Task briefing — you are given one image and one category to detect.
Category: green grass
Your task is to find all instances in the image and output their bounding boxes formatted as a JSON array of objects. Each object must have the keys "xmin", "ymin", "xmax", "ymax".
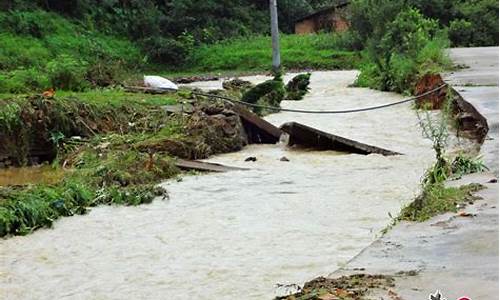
[
  {"xmin": 0, "ymin": 10, "xmax": 143, "ymax": 93},
  {"xmin": 181, "ymin": 34, "xmax": 362, "ymax": 74},
  {"xmin": 0, "ymin": 89, "xmax": 179, "ymax": 107},
  {"xmin": 399, "ymin": 183, "xmax": 485, "ymax": 222}
]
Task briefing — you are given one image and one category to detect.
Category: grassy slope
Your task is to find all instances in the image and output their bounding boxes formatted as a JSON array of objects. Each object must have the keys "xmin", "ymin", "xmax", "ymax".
[
  {"xmin": 0, "ymin": 10, "xmax": 143, "ymax": 93},
  {"xmin": 175, "ymin": 34, "xmax": 361, "ymax": 75}
]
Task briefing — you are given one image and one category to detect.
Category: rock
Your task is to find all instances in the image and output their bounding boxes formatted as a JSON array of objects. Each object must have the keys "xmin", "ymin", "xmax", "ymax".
[
  {"xmin": 244, "ymin": 157, "xmax": 257, "ymax": 162},
  {"xmin": 280, "ymin": 156, "xmax": 290, "ymax": 162}
]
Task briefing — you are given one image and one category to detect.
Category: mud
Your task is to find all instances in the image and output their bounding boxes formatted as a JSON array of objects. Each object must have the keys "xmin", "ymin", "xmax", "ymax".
[
  {"xmin": 278, "ymin": 274, "xmax": 396, "ymax": 300},
  {"xmin": 0, "ymin": 165, "xmax": 65, "ymax": 186}
]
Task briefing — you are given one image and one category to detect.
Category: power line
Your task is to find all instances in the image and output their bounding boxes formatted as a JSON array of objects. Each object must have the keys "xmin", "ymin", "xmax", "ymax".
[{"xmin": 192, "ymin": 83, "xmax": 448, "ymax": 114}]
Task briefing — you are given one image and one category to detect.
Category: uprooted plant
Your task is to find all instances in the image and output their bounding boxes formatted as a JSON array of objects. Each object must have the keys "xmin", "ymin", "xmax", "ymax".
[{"xmin": 285, "ymin": 73, "xmax": 311, "ymax": 100}]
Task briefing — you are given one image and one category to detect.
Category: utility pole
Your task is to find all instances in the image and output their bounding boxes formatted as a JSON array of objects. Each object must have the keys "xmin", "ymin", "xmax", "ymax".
[{"xmin": 269, "ymin": 0, "xmax": 281, "ymax": 75}]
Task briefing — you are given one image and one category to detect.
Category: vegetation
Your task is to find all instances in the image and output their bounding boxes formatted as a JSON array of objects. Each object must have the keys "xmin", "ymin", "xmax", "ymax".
[
  {"xmin": 285, "ymin": 73, "xmax": 311, "ymax": 100},
  {"xmin": 399, "ymin": 182, "xmax": 485, "ymax": 222},
  {"xmin": 0, "ymin": 10, "xmax": 143, "ymax": 92},
  {"xmin": 242, "ymin": 75, "xmax": 285, "ymax": 115},
  {"xmin": 1, "ymin": 0, "xmax": 496, "ymax": 94},
  {"xmin": 392, "ymin": 96, "xmax": 488, "ymax": 223},
  {"xmin": 451, "ymin": 152, "xmax": 488, "ymax": 178},
  {"xmin": 183, "ymin": 33, "xmax": 362, "ymax": 73},
  {"xmin": 350, "ymin": 1, "xmax": 451, "ymax": 94}
]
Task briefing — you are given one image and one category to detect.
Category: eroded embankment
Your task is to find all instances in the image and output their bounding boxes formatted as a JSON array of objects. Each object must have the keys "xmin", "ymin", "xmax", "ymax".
[{"xmin": 0, "ymin": 93, "xmax": 260, "ymax": 236}]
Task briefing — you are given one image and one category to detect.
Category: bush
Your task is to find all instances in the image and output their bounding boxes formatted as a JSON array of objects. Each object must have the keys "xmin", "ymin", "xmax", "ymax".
[
  {"xmin": 242, "ymin": 76, "xmax": 285, "ymax": 115},
  {"xmin": 0, "ymin": 10, "xmax": 56, "ymax": 38},
  {"xmin": 448, "ymin": 19, "xmax": 474, "ymax": 47},
  {"xmin": 352, "ymin": 5, "xmax": 450, "ymax": 93},
  {"xmin": 142, "ymin": 34, "xmax": 195, "ymax": 67},
  {"xmin": 285, "ymin": 73, "xmax": 311, "ymax": 100},
  {"xmin": 0, "ymin": 68, "xmax": 50, "ymax": 93},
  {"xmin": 46, "ymin": 55, "xmax": 88, "ymax": 91}
]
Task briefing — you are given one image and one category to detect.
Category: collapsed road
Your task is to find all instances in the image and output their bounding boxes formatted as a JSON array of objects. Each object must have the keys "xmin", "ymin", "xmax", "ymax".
[{"xmin": 1, "ymin": 71, "xmax": 438, "ymax": 299}]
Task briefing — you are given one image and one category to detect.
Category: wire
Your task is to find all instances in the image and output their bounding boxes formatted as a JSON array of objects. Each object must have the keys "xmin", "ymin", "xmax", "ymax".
[{"xmin": 192, "ymin": 83, "xmax": 448, "ymax": 114}]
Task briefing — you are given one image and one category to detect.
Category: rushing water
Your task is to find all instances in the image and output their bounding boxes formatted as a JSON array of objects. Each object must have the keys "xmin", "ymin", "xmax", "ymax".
[{"xmin": 0, "ymin": 71, "xmax": 435, "ymax": 300}]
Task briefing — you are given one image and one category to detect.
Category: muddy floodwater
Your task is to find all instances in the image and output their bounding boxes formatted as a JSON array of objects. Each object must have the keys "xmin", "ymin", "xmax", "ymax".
[
  {"xmin": 1, "ymin": 71, "xmax": 435, "ymax": 299},
  {"xmin": 0, "ymin": 165, "xmax": 65, "ymax": 186}
]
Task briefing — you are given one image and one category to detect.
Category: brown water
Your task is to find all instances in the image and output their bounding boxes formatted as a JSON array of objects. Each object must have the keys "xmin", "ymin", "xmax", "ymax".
[
  {"xmin": 0, "ymin": 71, "xmax": 435, "ymax": 300},
  {"xmin": 0, "ymin": 165, "xmax": 65, "ymax": 186}
]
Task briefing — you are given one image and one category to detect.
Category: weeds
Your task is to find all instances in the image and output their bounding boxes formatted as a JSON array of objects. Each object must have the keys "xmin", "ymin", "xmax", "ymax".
[
  {"xmin": 451, "ymin": 153, "xmax": 488, "ymax": 178},
  {"xmin": 399, "ymin": 183, "xmax": 485, "ymax": 222}
]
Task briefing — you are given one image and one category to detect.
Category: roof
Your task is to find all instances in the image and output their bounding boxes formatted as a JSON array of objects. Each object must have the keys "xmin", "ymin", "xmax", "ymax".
[{"xmin": 294, "ymin": 0, "xmax": 349, "ymax": 23}]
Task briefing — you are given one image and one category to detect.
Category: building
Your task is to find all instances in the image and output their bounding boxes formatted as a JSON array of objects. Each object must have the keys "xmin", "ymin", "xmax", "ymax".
[{"xmin": 294, "ymin": 1, "xmax": 350, "ymax": 35}]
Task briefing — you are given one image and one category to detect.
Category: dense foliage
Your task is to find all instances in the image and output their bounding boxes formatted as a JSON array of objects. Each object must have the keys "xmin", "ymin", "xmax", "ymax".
[
  {"xmin": 349, "ymin": 0, "xmax": 452, "ymax": 93},
  {"xmin": 0, "ymin": 0, "xmax": 497, "ymax": 94}
]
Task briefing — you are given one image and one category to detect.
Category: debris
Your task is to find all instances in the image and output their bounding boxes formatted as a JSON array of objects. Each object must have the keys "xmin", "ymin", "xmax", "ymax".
[
  {"xmin": 175, "ymin": 76, "xmax": 219, "ymax": 84},
  {"xmin": 144, "ymin": 75, "xmax": 178, "ymax": 90},
  {"xmin": 279, "ymin": 274, "xmax": 395, "ymax": 300},
  {"xmin": 279, "ymin": 156, "xmax": 290, "ymax": 162},
  {"xmin": 458, "ymin": 212, "xmax": 475, "ymax": 217},
  {"xmin": 231, "ymin": 104, "xmax": 282, "ymax": 144},
  {"xmin": 244, "ymin": 157, "xmax": 257, "ymax": 162},
  {"xmin": 124, "ymin": 86, "xmax": 175, "ymax": 94},
  {"xmin": 241, "ymin": 75, "xmax": 285, "ymax": 115},
  {"xmin": 163, "ymin": 104, "xmax": 194, "ymax": 114},
  {"xmin": 222, "ymin": 78, "xmax": 253, "ymax": 91},
  {"xmin": 285, "ymin": 73, "xmax": 311, "ymax": 100},
  {"xmin": 175, "ymin": 159, "xmax": 248, "ymax": 172},
  {"xmin": 42, "ymin": 88, "xmax": 55, "ymax": 98},
  {"xmin": 280, "ymin": 122, "xmax": 401, "ymax": 156}
]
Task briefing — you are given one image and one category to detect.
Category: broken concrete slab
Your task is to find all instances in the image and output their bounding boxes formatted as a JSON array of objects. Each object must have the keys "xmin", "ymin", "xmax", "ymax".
[
  {"xmin": 231, "ymin": 104, "xmax": 282, "ymax": 144},
  {"xmin": 450, "ymin": 88, "xmax": 489, "ymax": 144},
  {"xmin": 280, "ymin": 122, "xmax": 401, "ymax": 156},
  {"xmin": 175, "ymin": 159, "xmax": 248, "ymax": 172}
]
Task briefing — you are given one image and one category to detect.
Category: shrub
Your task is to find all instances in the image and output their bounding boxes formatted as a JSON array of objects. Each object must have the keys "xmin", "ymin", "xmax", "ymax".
[
  {"xmin": 285, "ymin": 73, "xmax": 311, "ymax": 100},
  {"xmin": 242, "ymin": 76, "xmax": 285, "ymax": 115},
  {"xmin": 353, "ymin": 6, "xmax": 449, "ymax": 93},
  {"xmin": 448, "ymin": 19, "xmax": 474, "ymax": 47},
  {"xmin": 0, "ymin": 68, "xmax": 50, "ymax": 93},
  {"xmin": 46, "ymin": 55, "xmax": 88, "ymax": 91},
  {"xmin": 0, "ymin": 10, "xmax": 56, "ymax": 38},
  {"xmin": 142, "ymin": 33, "xmax": 195, "ymax": 67}
]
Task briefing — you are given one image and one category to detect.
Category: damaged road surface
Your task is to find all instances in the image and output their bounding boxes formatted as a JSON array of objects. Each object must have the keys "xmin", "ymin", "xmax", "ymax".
[
  {"xmin": 1, "ymin": 71, "xmax": 438, "ymax": 300},
  {"xmin": 281, "ymin": 122, "xmax": 401, "ymax": 156}
]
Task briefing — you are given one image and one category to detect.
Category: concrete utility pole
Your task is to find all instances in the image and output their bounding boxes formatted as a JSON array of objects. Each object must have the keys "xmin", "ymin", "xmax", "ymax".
[{"xmin": 269, "ymin": 0, "xmax": 281, "ymax": 74}]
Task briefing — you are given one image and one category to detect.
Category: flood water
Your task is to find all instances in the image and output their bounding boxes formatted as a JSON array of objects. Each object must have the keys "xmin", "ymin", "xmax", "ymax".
[
  {"xmin": 0, "ymin": 71, "xmax": 435, "ymax": 299},
  {"xmin": 0, "ymin": 165, "xmax": 65, "ymax": 186}
]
